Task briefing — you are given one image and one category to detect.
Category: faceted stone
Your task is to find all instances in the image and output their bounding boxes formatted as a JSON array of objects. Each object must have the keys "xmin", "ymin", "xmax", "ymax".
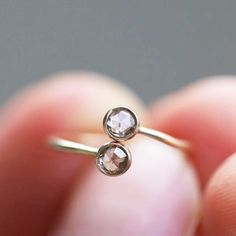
[
  {"xmin": 105, "ymin": 107, "xmax": 137, "ymax": 139},
  {"xmin": 96, "ymin": 143, "xmax": 131, "ymax": 176}
]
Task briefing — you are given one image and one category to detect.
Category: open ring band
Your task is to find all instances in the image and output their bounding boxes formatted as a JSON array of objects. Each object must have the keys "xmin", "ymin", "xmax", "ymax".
[{"xmin": 49, "ymin": 106, "xmax": 190, "ymax": 176}]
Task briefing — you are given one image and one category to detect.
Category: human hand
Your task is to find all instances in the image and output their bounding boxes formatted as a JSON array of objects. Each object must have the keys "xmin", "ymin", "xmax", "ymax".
[{"xmin": 0, "ymin": 73, "xmax": 234, "ymax": 236}]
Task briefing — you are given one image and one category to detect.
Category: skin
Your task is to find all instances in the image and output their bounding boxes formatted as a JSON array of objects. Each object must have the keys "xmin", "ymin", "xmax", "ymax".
[{"xmin": 0, "ymin": 72, "xmax": 235, "ymax": 236}]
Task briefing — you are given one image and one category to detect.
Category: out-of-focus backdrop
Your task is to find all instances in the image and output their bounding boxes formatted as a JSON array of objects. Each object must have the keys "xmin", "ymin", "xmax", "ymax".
[{"xmin": 0, "ymin": 1, "xmax": 236, "ymax": 103}]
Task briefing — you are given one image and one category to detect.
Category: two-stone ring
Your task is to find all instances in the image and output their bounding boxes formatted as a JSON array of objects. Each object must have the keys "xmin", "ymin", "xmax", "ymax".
[{"xmin": 48, "ymin": 106, "xmax": 190, "ymax": 176}]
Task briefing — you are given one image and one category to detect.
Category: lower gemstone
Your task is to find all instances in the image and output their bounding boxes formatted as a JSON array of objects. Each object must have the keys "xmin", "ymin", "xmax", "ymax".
[{"xmin": 96, "ymin": 142, "xmax": 131, "ymax": 176}]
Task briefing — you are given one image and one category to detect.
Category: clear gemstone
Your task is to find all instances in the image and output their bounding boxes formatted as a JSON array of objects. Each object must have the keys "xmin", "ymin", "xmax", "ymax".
[
  {"xmin": 97, "ymin": 143, "xmax": 131, "ymax": 176},
  {"xmin": 106, "ymin": 108, "xmax": 137, "ymax": 139}
]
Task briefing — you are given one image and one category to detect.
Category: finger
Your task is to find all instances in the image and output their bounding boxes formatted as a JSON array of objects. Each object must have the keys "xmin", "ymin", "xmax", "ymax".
[
  {"xmin": 150, "ymin": 77, "xmax": 236, "ymax": 185},
  {"xmin": 1, "ymin": 72, "xmax": 146, "ymax": 133},
  {"xmin": 0, "ymin": 72, "xmax": 145, "ymax": 236},
  {"xmin": 202, "ymin": 153, "xmax": 236, "ymax": 235},
  {"xmin": 50, "ymin": 137, "xmax": 200, "ymax": 236}
]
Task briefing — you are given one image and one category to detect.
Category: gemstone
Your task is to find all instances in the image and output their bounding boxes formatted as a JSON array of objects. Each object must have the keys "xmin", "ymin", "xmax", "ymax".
[
  {"xmin": 104, "ymin": 107, "xmax": 138, "ymax": 140},
  {"xmin": 96, "ymin": 142, "xmax": 131, "ymax": 176}
]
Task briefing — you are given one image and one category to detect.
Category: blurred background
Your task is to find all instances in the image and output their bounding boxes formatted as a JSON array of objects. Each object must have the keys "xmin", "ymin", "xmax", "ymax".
[{"xmin": 0, "ymin": 1, "xmax": 236, "ymax": 104}]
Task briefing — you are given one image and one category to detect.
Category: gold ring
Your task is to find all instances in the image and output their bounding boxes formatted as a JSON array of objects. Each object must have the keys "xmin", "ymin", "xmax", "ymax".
[{"xmin": 48, "ymin": 106, "xmax": 190, "ymax": 176}]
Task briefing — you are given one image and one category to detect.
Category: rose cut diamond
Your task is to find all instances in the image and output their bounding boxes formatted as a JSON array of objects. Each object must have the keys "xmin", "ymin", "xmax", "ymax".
[
  {"xmin": 96, "ymin": 142, "xmax": 131, "ymax": 176},
  {"xmin": 104, "ymin": 107, "xmax": 138, "ymax": 140}
]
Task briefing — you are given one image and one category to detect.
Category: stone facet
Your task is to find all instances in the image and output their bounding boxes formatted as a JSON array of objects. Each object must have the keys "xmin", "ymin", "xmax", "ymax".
[
  {"xmin": 96, "ymin": 142, "xmax": 131, "ymax": 176},
  {"xmin": 104, "ymin": 107, "xmax": 138, "ymax": 140}
]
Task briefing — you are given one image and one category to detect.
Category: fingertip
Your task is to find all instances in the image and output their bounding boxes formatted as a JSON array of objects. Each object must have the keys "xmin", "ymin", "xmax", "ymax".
[
  {"xmin": 149, "ymin": 77, "xmax": 236, "ymax": 185},
  {"xmin": 1, "ymin": 71, "xmax": 147, "ymax": 134},
  {"xmin": 202, "ymin": 153, "xmax": 236, "ymax": 235},
  {"xmin": 0, "ymin": 71, "xmax": 146, "ymax": 236}
]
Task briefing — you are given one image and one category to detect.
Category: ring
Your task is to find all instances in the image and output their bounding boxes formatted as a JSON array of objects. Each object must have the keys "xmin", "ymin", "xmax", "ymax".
[{"xmin": 48, "ymin": 106, "xmax": 190, "ymax": 176}]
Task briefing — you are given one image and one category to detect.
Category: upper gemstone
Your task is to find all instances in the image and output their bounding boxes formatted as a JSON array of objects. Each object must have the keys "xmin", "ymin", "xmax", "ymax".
[{"xmin": 104, "ymin": 107, "xmax": 138, "ymax": 140}]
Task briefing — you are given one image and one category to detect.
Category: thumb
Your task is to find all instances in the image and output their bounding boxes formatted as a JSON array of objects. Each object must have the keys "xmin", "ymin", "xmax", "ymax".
[{"xmin": 50, "ymin": 137, "xmax": 200, "ymax": 236}]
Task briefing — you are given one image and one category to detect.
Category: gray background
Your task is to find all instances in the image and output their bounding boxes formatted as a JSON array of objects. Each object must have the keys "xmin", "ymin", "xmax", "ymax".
[{"xmin": 0, "ymin": 0, "xmax": 236, "ymax": 104}]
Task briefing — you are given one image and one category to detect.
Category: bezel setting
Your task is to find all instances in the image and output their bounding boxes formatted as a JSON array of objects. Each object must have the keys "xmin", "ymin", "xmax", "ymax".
[
  {"xmin": 96, "ymin": 141, "xmax": 132, "ymax": 176},
  {"xmin": 103, "ymin": 106, "xmax": 140, "ymax": 141}
]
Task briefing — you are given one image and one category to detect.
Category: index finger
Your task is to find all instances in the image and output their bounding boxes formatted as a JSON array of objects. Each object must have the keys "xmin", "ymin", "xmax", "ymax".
[{"xmin": 150, "ymin": 77, "xmax": 236, "ymax": 185}]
